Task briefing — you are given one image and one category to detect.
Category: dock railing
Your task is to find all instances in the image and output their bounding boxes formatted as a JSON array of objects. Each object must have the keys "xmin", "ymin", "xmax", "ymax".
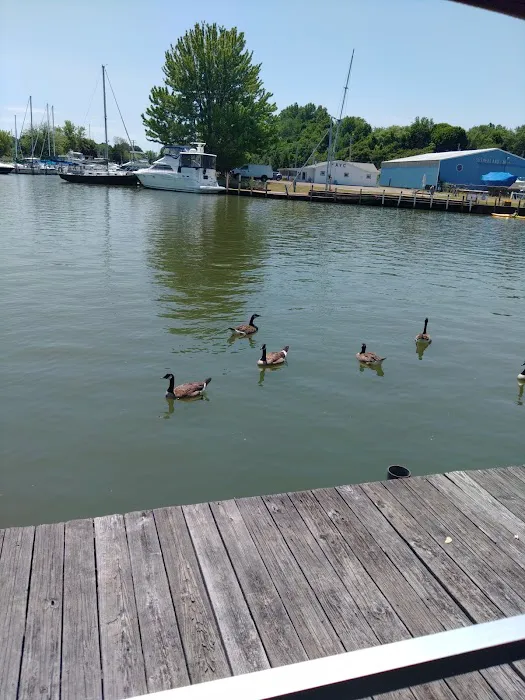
[{"xmin": 128, "ymin": 614, "xmax": 525, "ymax": 700}]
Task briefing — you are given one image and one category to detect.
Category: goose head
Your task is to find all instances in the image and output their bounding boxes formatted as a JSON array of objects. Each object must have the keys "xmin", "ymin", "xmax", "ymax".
[{"xmin": 360, "ymin": 343, "xmax": 366, "ymax": 354}]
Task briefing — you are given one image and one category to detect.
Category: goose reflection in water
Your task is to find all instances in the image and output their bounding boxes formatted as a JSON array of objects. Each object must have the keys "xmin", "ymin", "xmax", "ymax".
[
  {"xmin": 227, "ymin": 334, "xmax": 257, "ymax": 348},
  {"xmin": 359, "ymin": 363, "xmax": 385, "ymax": 378},
  {"xmin": 416, "ymin": 341, "xmax": 431, "ymax": 360},
  {"xmin": 258, "ymin": 364, "xmax": 284, "ymax": 386},
  {"xmin": 163, "ymin": 399, "xmax": 175, "ymax": 418},
  {"xmin": 517, "ymin": 382, "xmax": 524, "ymax": 407}
]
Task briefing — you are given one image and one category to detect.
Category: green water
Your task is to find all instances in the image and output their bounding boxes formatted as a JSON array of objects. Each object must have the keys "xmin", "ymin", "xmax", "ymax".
[{"xmin": 1, "ymin": 176, "xmax": 524, "ymax": 527}]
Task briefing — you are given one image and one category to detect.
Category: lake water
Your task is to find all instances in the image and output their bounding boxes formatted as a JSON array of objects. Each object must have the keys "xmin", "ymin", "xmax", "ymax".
[{"xmin": 1, "ymin": 176, "xmax": 524, "ymax": 527}]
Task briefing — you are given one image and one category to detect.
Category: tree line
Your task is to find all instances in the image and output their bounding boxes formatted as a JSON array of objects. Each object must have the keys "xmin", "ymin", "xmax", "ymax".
[
  {"xmin": 0, "ymin": 120, "xmax": 158, "ymax": 163},
  {"xmin": 141, "ymin": 22, "xmax": 525, "ymax": 172}
]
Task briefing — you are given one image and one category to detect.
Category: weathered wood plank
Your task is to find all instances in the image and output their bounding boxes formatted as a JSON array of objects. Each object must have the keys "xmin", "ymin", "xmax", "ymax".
[
  {"xmin": 125, "ymin": 510, "xmax": 190, "ymax": 692},
  {"xmin": 0, "ymin": 526, "xmax": 35, "ymax": 700},
  {"xmin": 290, "ymin": 491, "xmax": 456, "ymax": 700},
  {"xmin": 153, "ymin": 506, "xmax": 231, "ymax": 685},
  {"xmin": 263, "ymin": 492, "xmax": 377, "ymax": 652},
  {"xmin": 328, "ymin": 487, "xmax": 502, "ymax": 700},
  {"xmin": 210, "ymin": 499, "xmax": 307, "ymax": 667},
  {"xmin": 468, "ymin": 467, "xmax": 525, "ymax": 520},
  {"xmin": 95, "ymin": 513, "xmax": 147, "ymax": 700},
  {"xmin": 441, "ymin": 471, "xmax": 525, "ymax": 546},
  {"xmin": 183, "ymin": 502, "xmax": 270, "ymax": 675},
  {"xmin": 505, "ymin": 465, "xmax": 525, "ymax": 483},
  {"xmin": 0, "ymin": 529, "xmax": 4, "ymax": 557},
  {"xmin": 62, "ymin": 519, "xmax": 101, "ymax": 700},
  {"xmin": 18, "ymin": 523, "xmax": 64, "ymax": 700},
  {"xmin": 290, "ymin": 489, "xmax": 410, "ymax": 643},
  {"xmin": 398, "ymin": 476, "xmax": 525, "ymax": 611},
  {"xmin": 236, "ymin": 496, "xmax": 344, "ymax": 660},
  {"xmin": 362, "ymin": 481, "xmax": 503, "ymax": 621}
]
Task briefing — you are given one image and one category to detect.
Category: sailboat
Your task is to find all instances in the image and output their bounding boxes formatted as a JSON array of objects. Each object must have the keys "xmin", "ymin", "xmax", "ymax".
[{"xmin": 59, "ymin": 66, "xmax": 139, "ymax": 186}]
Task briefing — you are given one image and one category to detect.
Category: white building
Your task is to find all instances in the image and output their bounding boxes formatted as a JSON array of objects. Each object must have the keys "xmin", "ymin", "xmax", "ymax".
[{"xmin": 297, "ymin": 160, "xmax": 378, "ymax": 187}]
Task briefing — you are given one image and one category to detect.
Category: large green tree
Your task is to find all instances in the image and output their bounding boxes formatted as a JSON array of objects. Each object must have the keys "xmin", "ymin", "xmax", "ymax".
[
  {"xmin": 142, "ymin": 22, "xmax": 276, "ymax": 171},
  {"xmin": 431, "ymin": 123, "xmax": 468, "ymax": 152},
  {"xmin": 0, "ymin": 129, "xmax": 13, "ymax": 157}
]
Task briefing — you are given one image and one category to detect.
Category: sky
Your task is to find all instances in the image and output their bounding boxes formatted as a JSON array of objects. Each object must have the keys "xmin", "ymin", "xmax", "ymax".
[{"xmin": 1, "ymin": 0, "xmax": 524, "ymax": 151}]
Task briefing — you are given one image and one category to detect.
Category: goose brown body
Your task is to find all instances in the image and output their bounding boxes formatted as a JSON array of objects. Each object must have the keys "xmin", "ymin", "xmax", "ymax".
[
  {"xmin": 415, "ymin": 318, "xmax": 432, "ymax": 344},
  {"xmin": 229, "ymin": 313, "xmax": 260, "ymax": 336},
  {"xmin": 356, "ymin": 343, "xmax": 385, "ymax": 365},
  {"xmin": 257, "ymin": 344, "xmax": 289, "ymax": 366},
  {"xmin": 163, "ymin": 373, "xmax": 211, "ymax": 399}
]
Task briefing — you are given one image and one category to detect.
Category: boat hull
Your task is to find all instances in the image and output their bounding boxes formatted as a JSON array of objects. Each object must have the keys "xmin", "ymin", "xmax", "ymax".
[
  {"xmin": 136, "ymin": 172, "xmax": 224, "ymax": 194},
  {"xmin": 60, "ymin": 173, "xmax": 139, "ymax": 186},
  {"xmin": 0, "ymin": 166, "xmax": 14, "ymax": 174}
]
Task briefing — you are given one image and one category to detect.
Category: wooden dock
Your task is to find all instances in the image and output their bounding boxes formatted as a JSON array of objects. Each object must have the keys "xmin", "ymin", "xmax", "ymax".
[
  {"xmin": 2, "ymin": 466, "xmax": 525, "ymax": 700},
  {"xmin": 226, "ymin": 184, "xmax": 523, "ymax": 217}
]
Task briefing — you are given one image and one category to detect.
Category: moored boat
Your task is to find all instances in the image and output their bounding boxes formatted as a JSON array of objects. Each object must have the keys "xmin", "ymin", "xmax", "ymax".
[
  {"xmin": 0, "ymin": 162, "xmax": 14, "ymax": 174},
  {"xmin": 136, "ymin": 143, "xmax": 225, "ymax": 194},
  {"xmin": 59, "ymin": 171, "xmax": 138, "ymax": 186}
]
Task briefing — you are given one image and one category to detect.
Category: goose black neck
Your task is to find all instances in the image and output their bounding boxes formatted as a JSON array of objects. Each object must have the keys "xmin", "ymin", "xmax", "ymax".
[
  {"xmin": 423, "ymin": 319, "xmax": 428, "ymax": 333},
  {"xmin": 261, "ymin": 346, "xmax": 267, "ymax": 362},
  {"xmin": 168, "ymin": 375, "xmax": 175, "ymax": 393},
  {"xmin": 249, "ymin": 314, "xmax": 258, "ymax": 327}
]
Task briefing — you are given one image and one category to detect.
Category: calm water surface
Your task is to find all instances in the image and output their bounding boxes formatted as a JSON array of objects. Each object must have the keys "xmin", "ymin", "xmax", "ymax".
[{"xmin": 1, "ymin": 177, "xmax": 524, "ymax": 527}]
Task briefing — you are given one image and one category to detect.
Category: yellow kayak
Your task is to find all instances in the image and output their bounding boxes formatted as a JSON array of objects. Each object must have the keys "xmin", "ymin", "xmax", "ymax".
[{"xmin": 491, "ymin": 212, "xmax": 523, "ymax": 219}]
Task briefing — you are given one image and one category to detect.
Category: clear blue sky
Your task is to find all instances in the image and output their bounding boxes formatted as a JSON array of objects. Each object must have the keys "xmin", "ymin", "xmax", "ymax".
[{"xmin": 1, "ymin": 0, "xmax": 524, "ymax": 150}]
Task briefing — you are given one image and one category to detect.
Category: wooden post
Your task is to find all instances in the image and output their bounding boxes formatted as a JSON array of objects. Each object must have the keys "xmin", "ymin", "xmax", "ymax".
[
  {"xmin": 226, "ymin": 172, "xmax": 229, "ymax": 192},
  {"xmin": 446, "ymin": 194, "xmax": 450, "ymax": 210},
  {"xmin": 238, "ymin": 177, "xmax": 241, "ymax": 195},
  {"xmin": 469, "ymin": 198, "xmax": 473, "ymax": 213},
  {"xmin": 429, "ymin": 194, "xmax": 434, "ymax": 209},
  {"xmin": 285, "ymin": 184, "xmax": 289, "ymax": 199},
  {"xmin": 413, "ymin": 192, "xmax": 417, "ymax": 209},
  {"xmin": 250, "ymin": 178, "xmax": 253, "ymax": 195},
  {"xmin": 265, "ymin": 181, "xmax": 268, "ymax": 197},
  {"xmin": 381, "ymin": 189, "xmax": 385, "ymax": 206},
  {"xmin": 397, "ymin": 190, "xmax": 403, "ymax": 207},
  {"xmin": 359, "ymin": 188, "xmax": 362, "ymax": 204}
]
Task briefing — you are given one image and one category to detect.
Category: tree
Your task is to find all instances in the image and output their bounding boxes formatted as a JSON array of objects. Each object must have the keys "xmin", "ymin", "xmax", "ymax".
[
  {"xmin": 142, "ymin": 22, "xmax": 276, "ymax": 171},
  {"xmin": 407, "ymin": 117, "xmax": 434, "ymax": 149},
  {"xmin": 0, "ymin": 129, "xmax": 13, "ymax": 157},
  {"xmin": 144, "ymin": 150, "xmax": 158, "ymax": 163},
  {"xmin": 431, "ymin": 123, "xmax": 468, "ymax": 152},
  {"xmin": 467, "ymin": 123, "xmax": 512, "ymax": 151}
]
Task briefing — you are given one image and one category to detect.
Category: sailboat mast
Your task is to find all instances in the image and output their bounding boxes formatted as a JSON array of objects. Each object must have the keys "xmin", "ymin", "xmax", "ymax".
[
  {"xmin": 14, "ymin": 115, "xmax": 18, "ymax": 162},
  {"xmin": 46, "ymin": 104, "xmax": 51, "ymax": 158},
  {"xmin": 325, "ymin": 118, "xmax": 333, "ymax": 191},
  {"xmin": 29, "ymin": 96, "xmax": 34, "ymax": 157},
  {"xmin": 327, "ymin": 50, "xmax": 355, "ymax": 190},
  {"xmin": 51, "ymin": 106, "xmax": 56, "ymax": 156},
  {"xmin": 102, "ymin": 65, "xmax": 109, "ymax": 170}
]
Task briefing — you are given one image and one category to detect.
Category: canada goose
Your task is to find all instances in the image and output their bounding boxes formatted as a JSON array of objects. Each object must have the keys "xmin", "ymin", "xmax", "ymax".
[
  {"xmin": 356, "ymin": 343, "xmax": 386, "ymax": 365},
  {"xmin": 162, "ymin": 373, "xmax": 211, "ymax": 399},
  {"xmin": 257, "ymin": 344, "xmax": 289, "ymax": 366},
  {"xmin": 229, "ymin": 314, "xmax": 260, "ymax": 336},
  {"xmin": 415, "ymin": 318, "xmax": 432, "ymax": 344},
  {"xmin": 518, "ymin": 363, "xmax": 525, "ymax": 382}
]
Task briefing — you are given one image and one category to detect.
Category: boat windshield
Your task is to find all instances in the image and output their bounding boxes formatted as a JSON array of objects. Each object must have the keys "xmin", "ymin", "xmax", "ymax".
[
  {"xmin": 151, "ymin": 163, "xmax": 173, "ymax": 171},
  {"xmin": 180, "ymin": 153, "xmax": 216, "ymax": 170}
]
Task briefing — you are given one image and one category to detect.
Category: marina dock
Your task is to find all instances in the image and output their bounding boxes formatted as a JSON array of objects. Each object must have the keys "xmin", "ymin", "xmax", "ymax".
[
  {"xmin": 2, "ymin": 465, "xmax": 525, "ymax": 700},
  {"xmin": 227, "ymin": 183, "xmax": 523, "ymax": 217}
]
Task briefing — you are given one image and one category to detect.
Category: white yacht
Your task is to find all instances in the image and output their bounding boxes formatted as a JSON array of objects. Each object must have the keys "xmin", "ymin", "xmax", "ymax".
[{"xmin": 136, "ymin": 143, "xmax": 224, "ymax": 194}]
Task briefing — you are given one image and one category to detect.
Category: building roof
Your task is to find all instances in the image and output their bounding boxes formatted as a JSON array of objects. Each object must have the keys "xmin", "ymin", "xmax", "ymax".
[
  {"xmin": 304, "ymin": 160, "xmax": 378, "ymax": 172},
  {"xmin": 382, "ymin": 148, "xmax": 510, "ymax": 164}
]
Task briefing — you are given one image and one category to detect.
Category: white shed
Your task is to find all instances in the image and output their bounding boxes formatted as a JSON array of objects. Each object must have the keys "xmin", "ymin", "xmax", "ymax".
[{"xmin": 298, "ymin": 160, "xmax": 378, "ymax": 187}]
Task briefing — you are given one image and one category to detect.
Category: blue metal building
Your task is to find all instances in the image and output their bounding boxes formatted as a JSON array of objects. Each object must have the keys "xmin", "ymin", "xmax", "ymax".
[{"xmin": 379, "ymin": 148, "xmax": 525, "ymax": 189}]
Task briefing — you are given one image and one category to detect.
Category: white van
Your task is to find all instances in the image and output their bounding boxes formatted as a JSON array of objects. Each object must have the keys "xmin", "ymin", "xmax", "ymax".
[{"xmin": 231, "ymin": 164, "xmax": 273, "ymax": 182}]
